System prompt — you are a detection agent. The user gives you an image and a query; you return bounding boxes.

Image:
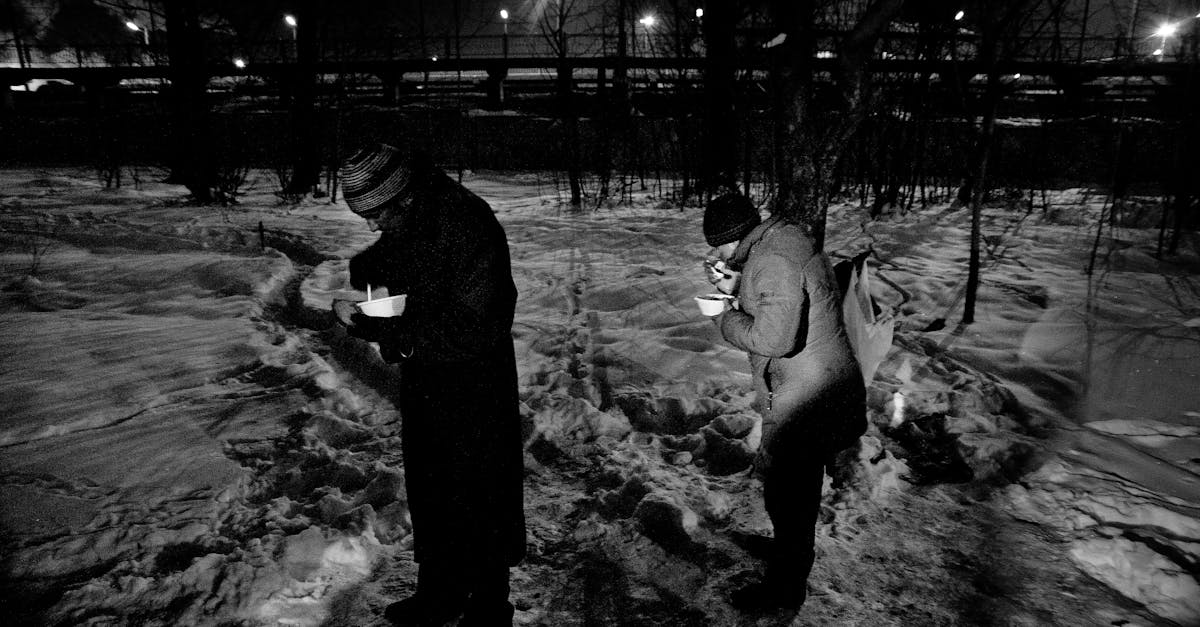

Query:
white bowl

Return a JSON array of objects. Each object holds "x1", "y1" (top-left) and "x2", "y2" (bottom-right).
[
  {"x1": 695, "y1": 293, "x2": 733, "y2": 316},
  {"x1": 356, "y1": 294, "x2": 407, "y2": 318}
]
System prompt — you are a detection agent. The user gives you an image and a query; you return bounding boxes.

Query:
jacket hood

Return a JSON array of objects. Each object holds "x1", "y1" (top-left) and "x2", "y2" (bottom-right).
[{"x1": 729, "y1": 214, "x2": 785, "y2": 268}]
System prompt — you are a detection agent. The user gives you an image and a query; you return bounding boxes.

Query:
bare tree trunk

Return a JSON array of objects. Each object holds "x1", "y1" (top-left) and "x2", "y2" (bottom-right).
[
  {"x1": 1168, "y1": 23, "x2": 1199, "y2": 254},
  {"x1": 555, "y1": 4, "x2": 582, "y2": 207},
  {"x1": 165, "y1": 0, "x2": 213, "y2": 203},
  {"x1": 4, "y1": 0, "x2": 29, "y2": 68},
  {"x1": 962, "y1": 71, "x2": 998, "y2": 324},
  {"x1": 770, "y1": 0, "x2": 906, "y2": 250},
  {"x1": 285, "y1": 0, "x2": 321, "y2": 196},
  {"x1": 613, "y1": 0, "x2": 629, "y2": 110},
  {"x1": 702, "y1": 0, "x2": 737, "y2": 195},
  {"x1": 962, "y1": 0, "x2": 1034, "y2": 323}
]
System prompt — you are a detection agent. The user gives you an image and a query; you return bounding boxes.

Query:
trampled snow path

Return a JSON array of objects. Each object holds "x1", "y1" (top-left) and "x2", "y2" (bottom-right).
[{"x1": 1, "y1": 170, "x2": 1196, "y2": 626}]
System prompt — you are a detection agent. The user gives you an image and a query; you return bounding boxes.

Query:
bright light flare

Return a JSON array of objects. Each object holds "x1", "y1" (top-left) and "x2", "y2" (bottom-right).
[
  {"x1": 695, "y1": 8, "x2": 704, "y2": 18},
  {"x1": 284, "y1": 14, "x2": 297, "y2": 27},
  {"x1": 233, "y1": 58, "x2": 246, "y2": 69},
  {"x1": 891, "y1": 391, "x2": 906, "y2": 427},
  {"x1": 1154, "y1": 22, "x2": 1178, "y2": 38},
  {"x1": 954, "y1": 10, "x2": 965, "y2": 21},
  {"x1": 639, "y1": 15, "x2": 656, "y2": 28},
  {"x1": 499, "y1": 9, "x2": 509, "y2": 20},
  {"x1": 1153, "y1": 48, "x2": 1164, "y2": 56},
  {"x1": 125, "y1": 20, "x2": 140, "y2": 32}
]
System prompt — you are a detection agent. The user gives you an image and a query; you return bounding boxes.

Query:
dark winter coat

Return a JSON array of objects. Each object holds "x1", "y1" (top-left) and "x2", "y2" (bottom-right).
[
  {"x1": 715, "y1": 215, "x2": 866, "y2": 462},
  {"x1": 346, "y1": 168, "x2": 517, "y2": 364},
  {"x1": 343, "y1": 167, "x2": 525, "y2": 567}
]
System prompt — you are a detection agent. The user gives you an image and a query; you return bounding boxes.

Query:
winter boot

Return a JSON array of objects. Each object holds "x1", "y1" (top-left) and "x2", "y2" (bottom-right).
[
  {"x1": 459, "y1": 564, "x2": 514, "y2": 627},
  {"x1": 384, "y1": 564, "x2": 467, "y2": 626},
  {"x1": 730, "y1": 577, "x2": 807, "y2": 612}
]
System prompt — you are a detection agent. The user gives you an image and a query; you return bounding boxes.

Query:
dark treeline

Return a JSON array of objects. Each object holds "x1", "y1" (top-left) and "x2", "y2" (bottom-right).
[
  {"x1": 0, "y1": 106, "x2": 1180, "y2": 198},
  {"x1": 3, "y1": 0, "x2": 1197, "y2": 276}
]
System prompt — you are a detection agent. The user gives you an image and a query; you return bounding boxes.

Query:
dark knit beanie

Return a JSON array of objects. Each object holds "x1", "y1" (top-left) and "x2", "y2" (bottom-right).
[{"x1": 703, "y1": 193, "x2": 760, "y2": 247}]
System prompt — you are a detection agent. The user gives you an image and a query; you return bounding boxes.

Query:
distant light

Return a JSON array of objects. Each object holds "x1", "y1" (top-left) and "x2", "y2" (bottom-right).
[
  {"x1": 639, "y1": 15, "x2": 656, "y2": 28},
  {"x1": 499, "y1": 9, "x2": 509, "y2": 20},
  {"x1": 431, "y1": 55, "x2": 438, "y2": 61},
  {"x1": 1154, "y1": 22, "x2": 1178, "y2": 38},
  {"x1": 891, "y1": 391, "x2": 906, "y2": 427},
  {"x1": 1196, "y1": 11, "x2": 1200, "y2": 18},
  {"x1": 695, "y1": 8, "x2": 703, "y2": 18},
  {"x1": 125, "y1": 20, "x2": 140, "y2": 32},
  {"x1": 954, "y1": 10, "x2": 965, "y2": 21},
  {"x1": 1013, "y1": 73, "x2": 1021, "y2": 78},
  {"x1": 284, "y1": 14, "x2": 297, "y2": 27},
  {"x1": 233, "y1": 58, "x2": 246, "y2": 69},
  {"x1": 1153, "y1": 48, "x2": 1164, "y2": 56}
]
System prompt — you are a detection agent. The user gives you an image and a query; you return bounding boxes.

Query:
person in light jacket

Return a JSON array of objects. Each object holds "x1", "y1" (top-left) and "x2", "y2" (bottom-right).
[
  {"x1": 332, "y1": 143, "x2": 525, "y2": 627},
  {"x1": 701, "y1": 192, "x2": 866, "y2": 612}
]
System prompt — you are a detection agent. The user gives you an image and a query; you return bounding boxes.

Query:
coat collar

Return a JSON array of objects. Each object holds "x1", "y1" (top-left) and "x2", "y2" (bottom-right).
[{"x1": 729, "y1": 214, "x2": 784, "y2": 267}]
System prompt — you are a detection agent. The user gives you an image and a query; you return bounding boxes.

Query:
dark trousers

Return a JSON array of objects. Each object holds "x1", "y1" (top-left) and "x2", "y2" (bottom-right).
[
  {"x1": 761, "y1": 446, "x2": 827, "y2": 590},
  {"x1": 757, "y1": 379, "x2": 862, "y2": 593},
  {"x1": 398, "y1": 351, "x2": 525, "y2": 618}
]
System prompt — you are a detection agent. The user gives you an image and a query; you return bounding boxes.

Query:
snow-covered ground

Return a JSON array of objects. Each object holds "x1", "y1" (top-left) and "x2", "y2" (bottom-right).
[{"x1": 1, "y1": 169, "x2": 1197, "y2": 626}]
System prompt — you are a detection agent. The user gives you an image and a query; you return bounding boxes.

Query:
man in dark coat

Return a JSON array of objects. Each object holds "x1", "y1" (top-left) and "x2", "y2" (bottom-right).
[
  {"x1": 332, "y1": 143, "x2": 525, "y2": 626},
  {"x1": 700, "y1": 193, "x2": 866, "y2": 612}
]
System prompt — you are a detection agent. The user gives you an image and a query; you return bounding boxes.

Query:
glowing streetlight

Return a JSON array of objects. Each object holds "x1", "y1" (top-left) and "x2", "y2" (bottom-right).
[
  {"x1": 283, "y1": 14, "x2": 297, "y2": 40},
  {"x1": 500, "y1": 8, "x2": 509, "y2": 58},
  {"x1": 637, "y1": 14, "x2": 656, "y2": 57},
  {"x1": 125, "y1": 20, "x2": 149, "y2": 45},
  {"x1": 695, "y1": 8, "x2": 704, "y2": 19},
  {"x1": 954, "y1": 10, "x2": 965, "y2": 21},
  {"x1": 1154, "y1": 22, "x2": 1177, "y2": 60},
  {"x1": 1154, "y1": 22, "x2": 1179, "y2": 39},
  {"x1": 233, "y1": 58, "x2": 246, "y2": 69}
]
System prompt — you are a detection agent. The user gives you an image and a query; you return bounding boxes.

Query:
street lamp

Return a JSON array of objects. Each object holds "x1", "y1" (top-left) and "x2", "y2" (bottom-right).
[
  {"x1": 500, "y1": 8, "x2": 509, "y2": 58},
  {"x1": 695, "y1": 8, "x2": 703, "y2": 19},
  {"x1": 233, "y1": 58, "x2": 246, "y2": 69},
  {"x1": 954, "y1": 10, "x2": 965, "y2": 21},
  {"x1": 284, "y1": 14, "x2": 297, "y2": 40},
  {"x1": 1154, "y1": 22, "x2": 1177, "y2": 59},
  {"x1": 125, "y1": 20, "x2": 149, "y2": 45},
  {"x1": 638, "y1": 15, "x2": 656, "y2": 57}
]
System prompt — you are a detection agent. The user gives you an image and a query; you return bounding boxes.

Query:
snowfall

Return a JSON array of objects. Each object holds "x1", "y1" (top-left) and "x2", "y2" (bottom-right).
[{"x1": 1, "y1": 168, "x2": 1198, "y2": 627}]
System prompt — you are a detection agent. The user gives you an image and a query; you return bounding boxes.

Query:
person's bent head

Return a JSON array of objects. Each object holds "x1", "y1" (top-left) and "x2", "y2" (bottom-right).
[
  {"x1": 703, "y1": 192, "x2": 759, "y2": 260},
  {"x1": 339, "y1": 142, "x2": 421, "y2": 232}
]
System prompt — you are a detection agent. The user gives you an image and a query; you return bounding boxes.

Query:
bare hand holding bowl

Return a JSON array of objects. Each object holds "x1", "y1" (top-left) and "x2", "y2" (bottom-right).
[
  {"x1": 695, "y1": 293, "x2": 734, "y2": 316},
  {"x1": 356, "y1": 294, "x2": 407, "y2": 317}
]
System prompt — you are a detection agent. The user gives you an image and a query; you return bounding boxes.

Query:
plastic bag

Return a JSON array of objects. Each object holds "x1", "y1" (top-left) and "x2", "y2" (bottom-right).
[{"x1": 842, "y1": 261, "x2": 894, "y2": 387}]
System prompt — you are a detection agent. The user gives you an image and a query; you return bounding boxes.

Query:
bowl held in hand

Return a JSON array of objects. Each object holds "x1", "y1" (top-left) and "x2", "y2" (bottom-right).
[
  {"x1": 695, "y1": 293, "x2": 734, "y2": 316},
  {"x1": 356, "y1": 294, "x2": 407, "y2": 317}
]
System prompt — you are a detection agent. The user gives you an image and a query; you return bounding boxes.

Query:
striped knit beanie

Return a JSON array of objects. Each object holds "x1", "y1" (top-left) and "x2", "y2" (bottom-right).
[
  {"x1": 703, "y1": 193, "x2": 760, "y2": 247},
  {"x1": 339, "y1": 143, "x2": 412, "y2": 216}
]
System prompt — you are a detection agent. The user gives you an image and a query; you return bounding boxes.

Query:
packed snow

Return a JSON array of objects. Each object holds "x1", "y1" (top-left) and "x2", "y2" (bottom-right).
[{"x1": 1, "y1": 169, "x2": 1197, "y2": 626}]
